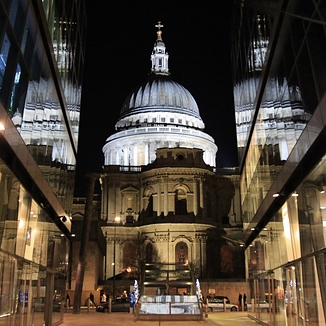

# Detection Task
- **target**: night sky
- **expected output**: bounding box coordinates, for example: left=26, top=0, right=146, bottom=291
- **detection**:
left=75, top=0, right=238, bottom=196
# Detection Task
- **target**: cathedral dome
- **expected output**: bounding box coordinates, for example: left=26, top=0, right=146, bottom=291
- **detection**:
left=119, top=75, right=201, bottom=120
left=116, top=22, right=204, bottom=130
left=103, top=22, right=217, bottom=168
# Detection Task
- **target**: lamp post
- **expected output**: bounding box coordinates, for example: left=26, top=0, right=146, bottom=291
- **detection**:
left=113, top=216, right=120, bottom=299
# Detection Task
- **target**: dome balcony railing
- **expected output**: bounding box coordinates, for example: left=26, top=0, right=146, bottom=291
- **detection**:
left=107, top=126, right=215, bottom=142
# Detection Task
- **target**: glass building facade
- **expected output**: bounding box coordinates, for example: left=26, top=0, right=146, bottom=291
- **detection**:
left=0, top=0, right=86, bottom=325
left=232, top=0, right=326, bottom=325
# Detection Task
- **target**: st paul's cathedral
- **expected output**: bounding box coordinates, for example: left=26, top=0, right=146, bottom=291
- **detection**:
left=98, top=23, right=243, bottom=287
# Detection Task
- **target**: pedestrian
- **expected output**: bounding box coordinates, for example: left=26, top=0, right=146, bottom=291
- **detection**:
left=238, top=293, right=242, bottom=307
left=102, top=293, right=107, bottom=302
left=90, top=292, right=95, bottom=306
left=243, top=293, right=247, bottom=311
left=66, top=293, right=70, bottom=307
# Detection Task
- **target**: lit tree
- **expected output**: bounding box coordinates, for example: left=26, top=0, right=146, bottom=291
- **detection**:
left=189, top=260, right=201, bottom=279
left=121, top=234, right=161, bottom=292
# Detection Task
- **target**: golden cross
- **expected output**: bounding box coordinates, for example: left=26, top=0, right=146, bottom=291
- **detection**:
left=155, top=21, right=164, bottom=40
left=155, top=21, right=164, bottom=30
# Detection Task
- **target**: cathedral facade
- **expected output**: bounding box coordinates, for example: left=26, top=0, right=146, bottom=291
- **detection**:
left=100, top=23, right=242, bottom=287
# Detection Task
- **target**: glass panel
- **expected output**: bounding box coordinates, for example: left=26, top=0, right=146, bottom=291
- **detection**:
left=0, top=252, right=49, bottom=326
left=246, top=150, right=326, bottom=324
left=1, top=0, right=82, bottom=215
left=8, top=0, right=19, bottom=27
left=41, top=0, right=52, bottom=21
left=0, top=157, right=68, bottom=325
left=306, top=22, right=326, bottom=100
left=12, top=1, right=25, bottom=45
left=0, top=33, right=10, bottom=90
left=0, top=253, right=18, bottom=318
left=18, top=63, right=76, bottom=213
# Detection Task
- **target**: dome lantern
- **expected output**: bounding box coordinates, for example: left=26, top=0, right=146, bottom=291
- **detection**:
left=151, top=21, right=170, bottom=76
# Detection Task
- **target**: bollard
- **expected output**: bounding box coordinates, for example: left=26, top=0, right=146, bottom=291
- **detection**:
left=205, top=299, right=208, bottom=320
left=108, top=298, right=112, bottom=314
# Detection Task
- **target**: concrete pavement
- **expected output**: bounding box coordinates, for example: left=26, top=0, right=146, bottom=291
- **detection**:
left=60, top=310, right=258, bottom=326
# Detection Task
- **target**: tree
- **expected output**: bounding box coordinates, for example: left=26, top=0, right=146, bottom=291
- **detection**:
left=189, top=260, right=201, bottom=279
left=121, top=234, right=161, bottom=292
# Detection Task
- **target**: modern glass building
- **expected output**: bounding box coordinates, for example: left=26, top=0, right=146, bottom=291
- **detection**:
left=232, top=0, right=326, bottom=325
left=0, top=0, right=86, bottom=325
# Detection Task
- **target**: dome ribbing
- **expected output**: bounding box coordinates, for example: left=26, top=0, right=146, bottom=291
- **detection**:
left=119, top=76, right=201, bottom=120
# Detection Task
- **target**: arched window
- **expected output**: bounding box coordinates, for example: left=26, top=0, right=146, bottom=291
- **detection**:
left=123, top=242, right=135, bottom=269
left=121, top=186, right=139, bottom=219
left=175, top=241, right=188, bottom=267
left=147, top=195, right=153, bottom=217
left=144, top=187, right=154, bottom=217
left=175, top=188, right=187, bottom=215
left=145, top=242, right=153, bottom=263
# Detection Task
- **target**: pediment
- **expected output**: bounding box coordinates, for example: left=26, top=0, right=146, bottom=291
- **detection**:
left=121, top=185, right=139, bottom=193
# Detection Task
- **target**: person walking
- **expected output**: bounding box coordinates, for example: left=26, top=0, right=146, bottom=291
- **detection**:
left=243, top=293, right=247, bottom=311
left=90, top=292, right=95, bottom=306
left=238, top=293, right=242, bottom=310
left=102, top=293, right=107, bottom=303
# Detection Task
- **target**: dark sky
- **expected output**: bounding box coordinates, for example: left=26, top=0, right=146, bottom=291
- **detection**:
left=75, top=0, right=237, bottom=196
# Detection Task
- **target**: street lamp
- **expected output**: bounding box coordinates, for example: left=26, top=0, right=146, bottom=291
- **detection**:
left=113, top=216, right=120, bottom=298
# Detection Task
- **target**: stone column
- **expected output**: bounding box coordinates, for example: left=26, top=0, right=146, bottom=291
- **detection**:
left=115, top=150, right=119, bottom=165
left=193, top=178, right=198, bottom=216
left=101, top=176, right=108, bottom=222
left=108, top=182, right=116, bottom=221
left=123, top=147, right=128, bottom=166
left=116, top=181, right=121, bottom=216
left=201, top=234, right=207, bottom=277
left=199, top=178, right=204, bottom=209
left=167, top=230, right=171, bottom=265
left=133, top=145, right=137, bottom=166
left=164, top=177, right=168, bottom=216
left=121, top=193, right=125, bottom=216
left=137, top=185, right=141, bottom=217
left=157, top=180, right=161, bottom=216
left=145, top=143, right=149, bottom=165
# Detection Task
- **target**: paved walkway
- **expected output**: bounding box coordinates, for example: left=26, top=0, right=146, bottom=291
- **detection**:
left=60, top=310, right=258, bottom=326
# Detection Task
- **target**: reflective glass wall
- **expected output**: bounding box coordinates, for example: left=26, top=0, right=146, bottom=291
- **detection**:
left=232, top=0, right=326, bottom=325
left=0, top=0, right=86, bottom=325
left=0, top=0, right=86, bottom=215
left=0, top=158, right=69, bottom=326
left=246, top=154, right=326, bottom=325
